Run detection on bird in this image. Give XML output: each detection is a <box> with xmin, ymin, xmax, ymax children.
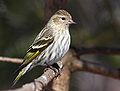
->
<box><xmin>13</xmin><ymin>9</ymin><xmax>75</xmax><ymax>86</ymax></box>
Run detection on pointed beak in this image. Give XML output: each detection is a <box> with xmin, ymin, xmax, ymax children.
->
<box><xmin>69</xmin><ymin>19</ymin><xmax>76</xmax><ymax>24</ymax></box>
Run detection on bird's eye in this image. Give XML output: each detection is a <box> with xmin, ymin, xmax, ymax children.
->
<box><xmin>61</xmin><ymin>17</ymin><xmax>66</xmax><ymax>20</ymax></box>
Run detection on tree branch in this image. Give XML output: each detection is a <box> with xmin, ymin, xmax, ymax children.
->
<box><xmin>4</xmin><ymin>49</ymin><xmax>120</xmax><ymax>91</ymax></box>
<box><xmin>73</xmin><ymin>47</ymin><xmax>120</xmax><ymax>55</ymax></box>
<box><xmin>8</xmin><ymin>64</ymin><xmax>62</xmax><ymax>91</ymax></box>
<box><xmin>1</xmin><ymin>47</ymin><xmax>120</xmax><ymax>64</ymax></box>
<box><xmin>61</xmin><ymin>49</ymin><xmax>120</xmax><ymax>79</ymax></box>
<box><xmin>0</xmin><ymin>56</ymin><xmax>22</xmax><ymax>64</ymax></box>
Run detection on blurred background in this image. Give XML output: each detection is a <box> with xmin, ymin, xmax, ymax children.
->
<box><xmin>0</xmin><ymin>0</ymin><xmax>120</xmax><ymax>90</ymax></box>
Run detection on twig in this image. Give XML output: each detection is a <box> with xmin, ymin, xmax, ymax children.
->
<box><xmin>0</xmin><ymin>56</ymin><xmax>22</xmax><ymax>64</ymax></box>
<box><xmin>1</xmin><ymin>47</ymin><xmax>120</xmax><ymax>64</ymax></box>
<box><xmin>73</xmin><ymin>47</ymin><xmax>120</xmax><ymax>55</ymax></box>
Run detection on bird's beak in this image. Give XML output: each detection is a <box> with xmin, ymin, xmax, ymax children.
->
<box><xmin>69</xmin><ymin>19</ymin><xmax>76</xmax><ymax>24</ymax></box>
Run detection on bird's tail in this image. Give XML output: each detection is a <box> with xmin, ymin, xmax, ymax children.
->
<box><xmin>12</xmin><ymin>63</ymin><xmax>32</xmax><ymax>87</ymax></box>
<box><xmin>12</xmin><ymin>68</ymin><xmax>25</xmax><ymax>86</ymax></box>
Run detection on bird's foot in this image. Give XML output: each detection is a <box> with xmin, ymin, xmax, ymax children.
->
<box><xmin>44</xmin><ymin>62</ymin><xmax>63</xmax><ymax>77</ymax></box>
<box><xmin>51</xmin><ymin>63</ymin><xmax>62</xmax><ymax>77</ymax></box>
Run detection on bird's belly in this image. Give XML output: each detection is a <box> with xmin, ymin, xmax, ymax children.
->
<box><xmin>36</xmin><ymin>33</ymin><xmax>70</xmax><ymax>66</ymax></box>
<box><xmin>41</xmin><ymin>44</ymin><xmax>68</xmax><ymax>66</ymax></box>
<box><xmin>49</xmin><ymin>45</ymin><xmax>68</xmax><ymax>64</ymax></box>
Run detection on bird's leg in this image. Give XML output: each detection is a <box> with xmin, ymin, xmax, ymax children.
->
<box><xmin>51</xmin><ymin>63</ymin><xmax>61</xmax><ymax>76</ymax></box>
<box><xmin>44</xmin><ymin>62</ymin><xmax>51</xmax><ymax>72</ymax></box>
<box><xmin>44</xmin><ymin>62</ymin><xmax>54</xmax><ymax>71</ymax></box>
<box><xmin>44</xmin><ymin>62</ymin><xmax>62</xmax><ymax>77</ymax></box>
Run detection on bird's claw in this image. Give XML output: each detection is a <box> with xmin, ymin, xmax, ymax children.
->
<box><xmin>44</xmin><ymin>62</ymin><xmax>63</xmax><ymax>77</ymax></box>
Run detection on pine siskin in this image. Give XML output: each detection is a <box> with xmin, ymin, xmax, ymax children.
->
<box><xmin>13</xmin><ymin>10</ymin><xmax>75</xmax><ymax>85</ymax></box>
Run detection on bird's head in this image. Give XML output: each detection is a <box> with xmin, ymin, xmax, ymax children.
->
<box><xmin>48</xmin><ymin>10</ymin><xmax>75</xmax><ymax>29</ymax></box>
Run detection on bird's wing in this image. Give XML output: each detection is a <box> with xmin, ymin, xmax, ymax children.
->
<box><xmin>15</xmin><ymin>28</ymin><xmax>54</xmax><ymax>72</ymax></box>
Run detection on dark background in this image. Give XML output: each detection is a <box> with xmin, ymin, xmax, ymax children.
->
<box><xmin>0</xmin><ymin>0</ymin><xmax>120</xmax><ymax>90</ymax></box>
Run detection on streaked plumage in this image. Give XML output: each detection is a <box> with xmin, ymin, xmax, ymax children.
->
<box><xmin>13</xmin><ymin>10</ymin><xmax>75</xmax><ymax>85</ymax></box>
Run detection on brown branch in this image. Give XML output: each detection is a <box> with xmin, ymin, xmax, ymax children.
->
<box><xmin>78</xmin><ymin>60</ymin><xmax>120</xmax><ymax>79</ymax></box>
<box><xmin>7</xmin><ymin>61</ymin><xmax>70</xmax><ymax>91</ymax></box>
<box><xmin>7</xmin><ymin>61</ymin><xmax>63</xmax><ymax>91</ymax></box>
<box><xmin>61</xmin><ymin>49</ymin><xmax>120</xmax><ymax>79</ymax></box>
<box><xmin>0</xmin><ymin>56</ymin><xmax>22</xmax><ymax>64</ymax></box>
<box><xmin>1</xmin><ymin>47</ymin><xmax>120</xmax><ymax>64</ymax></box>
<box><xmin>2</xmin><ymin>49</ymin><xmax>120</xmax><ymax>91</ymax></box>
<box><xmin>73</xmin><ymin>47</ymin><xmax>120</xmax><ymax>55</ymax></box>
<box><xmin>51</xmin><ymin>63</ymin><xmax>71</xmax><ymax>91</ymax></box>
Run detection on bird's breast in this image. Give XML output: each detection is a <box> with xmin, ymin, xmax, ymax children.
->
<box><xmin>37</xmin><ymin>29</ymin><xmax>70</xmax><ymax>66</ymax></box>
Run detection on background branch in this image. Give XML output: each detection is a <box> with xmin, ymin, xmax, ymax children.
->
<box><xmin>1</xmin><ymin>47</ymin><xmax>120</xmax><ymax>64</ymax></box>
<box><xmin>0</xmin><ymin>57</ymin><xmax>22</xmax><ymax>64</ymax></box>
<box><xmin>72</xmin><ymin>47</ymin><xmax>120</xmax><ymax>55</ymax></box>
